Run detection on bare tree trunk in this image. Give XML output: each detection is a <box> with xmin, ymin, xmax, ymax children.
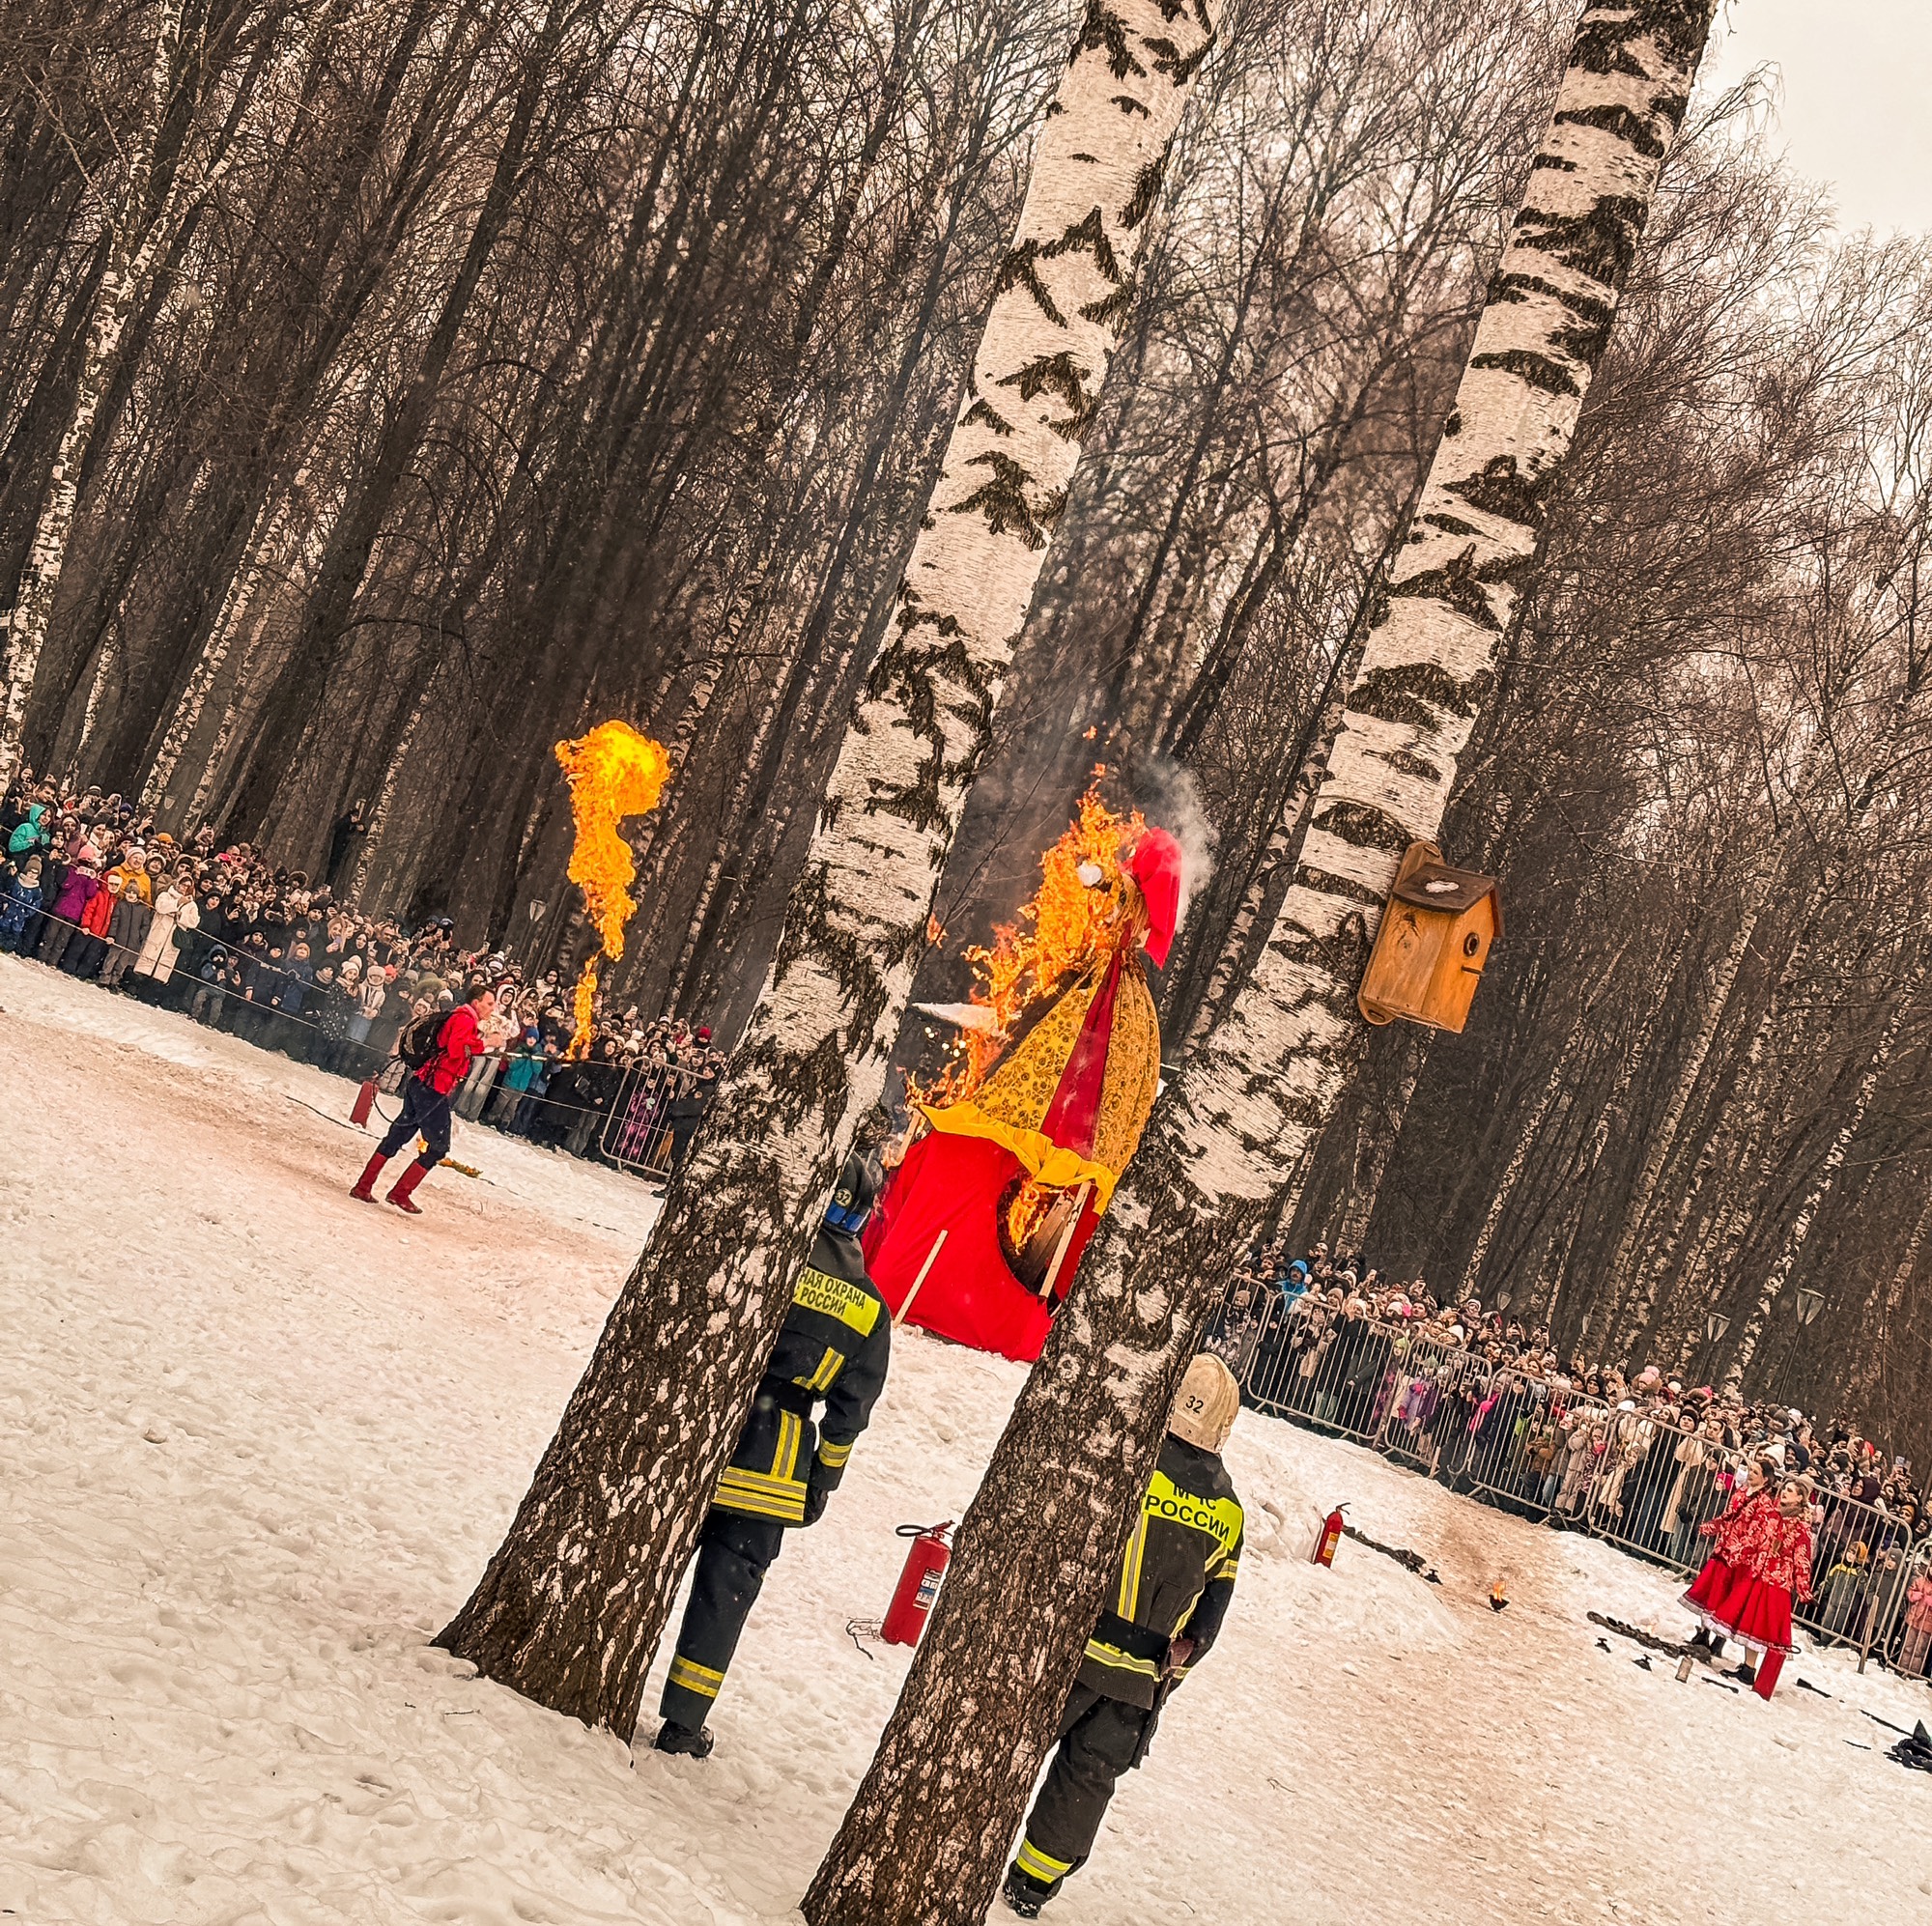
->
<box><xmin>0</xmin><ymin>0</ymin><xmax>182</xmax><ymax>788</ymax></box>
<box><xmin>1329</xmin><ymin>1025</ymin><xmax>1428</xmax><ymax>1255</ymax></box>
<box><xmin>1463</xmin><ymin>942</ymin><xmax>1627</xmax><ymax>1293</ymax></box>
<box><xmin>1723</xmin><ymin>957</ymin><xmax>1922</xmax><ymax>1390</ymax></box>
<box><xmin>1596</xmin><ymin>870</ymin><xmax>1765</xmax><ymax>1330</ymax></box>
<box><xmin>436</xmin><ymin>0</ymin><xmax>1224</xmax><ymax>1735</ymax></box>
<box><xmin>806</xmin><ymin>10</ymin><xmax>1716</xmax><ymax>1922</ymax></box>
<box><xmin>140</xmin><ymin>485</ymin><xmax>298</xmax><ymax>813</ymax></box>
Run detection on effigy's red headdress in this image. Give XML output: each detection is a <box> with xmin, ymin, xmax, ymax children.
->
<box><xmin>1128</xmin><ymin>827</ymin><xmax>1182</xmax><ymax>968</ymax></box>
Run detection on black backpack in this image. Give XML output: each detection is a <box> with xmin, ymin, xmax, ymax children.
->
<box><xmin>399</xmin><ymin>1009</ymin><xmax>445</xmax><ymax>1072</ymax></box>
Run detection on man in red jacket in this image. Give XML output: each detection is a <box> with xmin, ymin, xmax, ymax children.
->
<box><xmin>352</xmin><ymin>982</ymin><xmax>496</xmax><ymax>1213</ymax></box>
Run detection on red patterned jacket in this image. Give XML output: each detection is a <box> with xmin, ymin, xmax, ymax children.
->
<box><xmin>1726</xmin><ymin>1502</ymin><xmax>1815</xmax><ymax>1602</ymax></box>
<box><xmin>1698</xmin><ymin>1488</ymin><xmax>1773</xmax><ymax>1561</ymax></box>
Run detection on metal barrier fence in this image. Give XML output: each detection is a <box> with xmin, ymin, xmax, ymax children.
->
<box><xmin>601</xmin><ymin>1062</ymin><xmax>688</xmax><ymax>1179</ymax></box>
<box><xmin>1210</xmin><ymin>1292</ymin><xmax>1932</xmax><ymax>1677</ymax></box>
<box><xmin>0</xmin><ymin>896</ymin><xmax>699</xmax><ymax>1179</ymax></box>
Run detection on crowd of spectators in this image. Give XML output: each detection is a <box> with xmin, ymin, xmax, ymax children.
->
<box><xmin>0</xmin><ymin>772</ymin><xmax>726</xmax><ymax>1175</ymax></box>
<box><xmin>1211</xmin><ymin>1239</ymin><xmax>1932</xmax><ymax>1680</ymax></box>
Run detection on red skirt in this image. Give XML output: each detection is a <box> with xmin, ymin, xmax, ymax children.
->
<box><xmin>1687</xmin><ymin>1563</ymin><xmax>1796</xmax><ymax>1655</ymax></box>
<box><xmin>1682</xmin><ymin>1555</ymin><xmax>1732</xmax><ymax>1616</ymax></box>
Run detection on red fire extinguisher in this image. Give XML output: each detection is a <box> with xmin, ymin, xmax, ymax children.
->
<box><xmin>881</xmin><ymin>1521</ymin><xmax>953</xmax><ymax>1646</ymax></box>
<box><xmin>1311</xmin><ymin>1504</ymin><xmax>1348</xmax><ymax>1568</ymax></box>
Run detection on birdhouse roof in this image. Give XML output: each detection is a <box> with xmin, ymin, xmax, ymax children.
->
<box><xmin>1391</xmin><ymin>862</ymin><xmax>1498</xmax><ymax>919</ymax></box>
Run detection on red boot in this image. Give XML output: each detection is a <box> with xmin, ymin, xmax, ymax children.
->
<box><xmin>351</xmin><ymin>1151</ymin><xmax>387</xmax><ymax>1202</ymax></box>
<box><xmin>386</xmin><ymin>1163</ymin><xmax>428</xmax><ymax>1213</ymax></box>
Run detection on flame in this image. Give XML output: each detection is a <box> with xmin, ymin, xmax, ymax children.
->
<box><xmin>913</xmin><ymin>774</ymin><xmax>1148</xmax><ymax>1112</ymax></box>
<box><xmin>554</xmin><ymin>720</ymin><xmax>672</xmax><ymax>1054</ymax></box>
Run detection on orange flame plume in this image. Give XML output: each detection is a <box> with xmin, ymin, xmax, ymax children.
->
<box><xmin>912</xmin><ymin>773</ymin><xmax>1148</xmax><ymax>1114</ymax></box>
<box><xmin>554</xmin><ymin>720</ymin><xmax>672</xmax><ymax>1055</ymax></box>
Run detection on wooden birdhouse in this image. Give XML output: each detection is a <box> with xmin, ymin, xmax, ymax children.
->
<box><xmin>1357</xmin><ymin>841</ymin><xmax>1501</xmax><ymax>1034</ymax></box>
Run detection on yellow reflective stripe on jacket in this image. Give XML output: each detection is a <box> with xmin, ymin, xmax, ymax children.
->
<box><xmin>1083</xmin><ymin>1636</ymin><xmax>1160</xmax><ymax>1679</ymax></box>
<box><xmin>775</xmin><ymin>1409</ymin><xmax>803</xmax><ymax>1482</ymax></box>
<box><xmin>1015</xmin><ymin>1839</ymin><xmax>1074</xmax><ymax>1884</ymax></box>
<box><xmin>1142</xmin><ymin>1470</ymin><xmax>1242</xmax><ymax>1552</ymax></box>
<box><xmin>793</xmin><ymin>1345</ymin><xmax>842</xmax><ymax>1394</ymax></box>
<box><xmin>791</xmin><ymin>1266</ymin><xmax>881</xmax><ymax>1338</ymax></box>
<box><xmin>1116</xmin><ymin>1513</ymin><xmax>1149</xmax><ymax>1618</ymax></box>
<box><xmin>817</xmin><ymin>1436</ymin><xmax>852</xmax><ymax>1469</ymax></box>
<box><xmin>667</xmin><ymin>1656</ymin><xmax>724</xmax><ymax>1700</ymax></box>
<box><xmin>716</xmin><ymin>1469</ymin><xmax>807</xmax><ymax>1521</ymax></box>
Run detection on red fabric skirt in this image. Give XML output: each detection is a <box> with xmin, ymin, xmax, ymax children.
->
<box><xmin>1684</xmin><ymin>1559</ymin><xmax>1796</xmax><ymax>1655</ymax></box>
<box><xmin>1682</xmin><ymin>1555</ymin><xmax>1732</xmax><ymax>1615</ymax></box>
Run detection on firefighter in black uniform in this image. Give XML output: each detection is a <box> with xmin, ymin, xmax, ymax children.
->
<box><xmin>1002</xmin><ymin>1353</ymin><xmax>1245</xmax><ymax>1917</ymax></box>
<box><xmin>652</xmin><ymin>1152</ymin><xmax>891</xmax><ymax>1758</ymax></box>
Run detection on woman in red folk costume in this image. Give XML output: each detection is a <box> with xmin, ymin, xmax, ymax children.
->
<box><xmin>1683</xmin><ymin>1455</ymin><xmax>1775</xmax><ymax>1662</ymax></box>
<box><xmin>1686</xmin><ymin>1469</ymin><xmax>1815</xmax><ymax>1694</ymax></box>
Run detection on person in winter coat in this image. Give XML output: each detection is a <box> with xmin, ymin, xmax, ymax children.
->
<box><xmin>347</xmin><ymin>959</ymin><xmax>387</xmax><ymax>1073</ymax></box>
<box><xmin>309</xmin><ymin>965</ymin><xmax>355</xmax><ymax>1072</ymax></box>
<box><xmin>190</xmin><ymin>948</ymin><xmax>234</xmax><ymax>1026</ymax></box>
<box><xmin>561</xmin><ymin>1037</ymin><xmax>622</xmax><ymax>1157</ymax></box>
<box><xmin>1003</xmin><ymin>1353</ymin><xmax>1244</xmax><ymax>1919</ymax></box>
<box><xmin>1898</xmin><ymin>1551</ymin><xmax>1932</xmax><ymax>1678</ymax></box>
<box><xmin>486</xmin><ymin>1027</ymin><xmax>543</xmax><ymax>1128</ymax></box>
<box><xmin>99</xmin><ymin>878</ymin><xmax>153</xmax><ymax>989</ymax></box>
<box><xmin>65</xmin><ymin>867</ymin><xmax>120</xmax><ymax>977</ymax></box>
<box><xmin>37</xmin><ymin>856</ymin><xmax>99</xmax><ymax>969</ymax></box>
<box><xmin>130</xmin><ymin>878</ymin><xmax>197</xmax><ymax>1004</ymax></box>
<box><xmin>1682</xmin><ymin>1456</ymin><xmax>1778</xmax><ymax>1666</ymax></box>
<box><xmin>0</xmin><ymin>855</ymin><xmax>44</xmax><ymax>951</ymax></box>
<box><xmin>351</xmin><ymin>981</ymin><xmax>496</xmax><ymax>1212</ymax></box>
<box><xmin>7</xmin><ymin>802</ymin><xmax>50</xmax><ymax>862</ymax></box>
<box><xmin>106</xmin><ymin>850</ymin><xmax>154</xmax><ymax>905</ymax></box>
<box><xmin>651</xmin><ymin>1155</ymin><xmax>891</xmax><ymax>1760</ymax></box>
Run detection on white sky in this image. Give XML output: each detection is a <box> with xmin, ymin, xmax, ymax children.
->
<box><xmin>1703</xmin><ymin>0</ymin><xmax>1932</xmax><ymax>234</ymax></box>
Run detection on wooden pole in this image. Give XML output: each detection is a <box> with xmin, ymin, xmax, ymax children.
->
<box><xmin>1037</xmin><ymin>1181</ymin><xmax>1093</xmax><ymax>1303</ymax></box>
<box><xmin>895</xmin><ymin>1230</ymin><xmax>948</xmax><ymax>1326</ymax></box>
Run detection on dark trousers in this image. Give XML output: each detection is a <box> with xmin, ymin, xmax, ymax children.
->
<box><xmin>64</xmin><ymin>932</ymin><xmax>108</xmax><ymax>977</ymax></box>
<box><xmin>1011</xmin><ymin>1685</ymin><xmax>1153</xmax><ymax>1898</ymax></box>
<box><xmin>659</xmin><ymin>1510</ymin><xmax>784</xmax><ymax>1731</ymax></box>
<box><xmin>376</xmin><ymin>1075</ymin><xmax>452</xmax><ymax>1170</ymax></box>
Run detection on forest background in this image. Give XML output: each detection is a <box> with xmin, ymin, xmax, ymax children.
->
<box><xmin>3</xmin><ymin>0</ymin><xmax>1930</xmax><ymax>1459</ymax></box>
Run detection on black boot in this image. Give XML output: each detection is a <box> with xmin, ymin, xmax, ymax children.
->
<box><xmin>652</xmin><ymin>1719</ymin><xmax>714</xmax><ymax>1759</ymax></box>
<box><xmin>1689</xmin><ymin>1628</ymin><xmax>1710</xmax><ymax>1650</ymax></box>
<box><xmin>1708</xmin><ymin>1636</ymin><xmax>1724</xmax><ymax>1661</ymax></box>
<box><xmin>1731</xmin><ymin>1661</ymin><xmax>1756</xmax><ymax>1686</ymax></box>
<box><xmin>1002</xmin><ymin>1868</ymin><xmax>1048</xmax><ymax>1919</ymax></box>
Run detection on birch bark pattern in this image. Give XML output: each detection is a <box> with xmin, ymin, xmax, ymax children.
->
<box><xmin>805</xmin><ymin>10</ymin><xmax>1717</xmax><ymax>1920</ymax></box>
<box><xmin>436</xmin><ymin>0</ymin><xmax>1221</xmax><ymax>1732</ymax></box>
<box><xmin>0</xmin><ymin>0</ymin><xmax>182</xmax><ymax>790</ymax></box>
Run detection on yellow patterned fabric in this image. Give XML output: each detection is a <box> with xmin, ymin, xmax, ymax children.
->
<box><xmin>1092</xmin><ymin>956</ymin><xmax>1160</xmax><ymax>1181</ymax></box>
<box><xmin>918</xmin><ymin>950</ymin><xmax>1161</xmax><ymax>1213</ymax></box>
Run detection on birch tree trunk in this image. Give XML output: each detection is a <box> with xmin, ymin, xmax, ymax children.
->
<box><xmin>0</xmin><ymin>0</ymin><xmax>181</xmax><ymax>790</ymax></box>
<box><xmin>1595</xmin><ymin>870</ymin><xmax>1765</xmax><ymax>1330</ymax></box>
<box><xmin>140</xmin><ymin>486</ymin><xmax>298</xmax><ymax>813</ymax></box>
<box><xmin>805</xmin><ymin>8</ymin><xmax>1717</xmax><ymax>1921</ymax></box>
<box><xmin>1723</xmin><ymin>957</ymin><xmax>1922</xmax><ymax>1390</ymax></box>
<box><xmin>436</xmin><ymin>0</ymin><xmax>1224</xmax><ymax>1734</ymax></box>
<box><xmin>1462</xmin><ymin>940</ymin><xmax>1629</xmax><ymax>1294</ymax></box>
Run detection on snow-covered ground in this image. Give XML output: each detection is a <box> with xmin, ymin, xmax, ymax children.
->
<box><xmin>3</xmin><ymin>954</ymin><xmax>1928</xmax><ymax>1926</ymax></box>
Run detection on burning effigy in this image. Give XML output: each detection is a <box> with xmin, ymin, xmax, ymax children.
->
<box><xmin>866</xmin><ymin>783</ymin><xmax>1183</xmax><ymax>1362</ymax></box>
<box><xmin>554</xmin><ymin>720</ymin><xmax>672</xmax><ymax>1055</ymax></box>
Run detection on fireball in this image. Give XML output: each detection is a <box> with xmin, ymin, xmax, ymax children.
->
<box><xmin>554</xmin><ymin>720</ymin><xmax>672</xmax><ymax>1055</ymax></box>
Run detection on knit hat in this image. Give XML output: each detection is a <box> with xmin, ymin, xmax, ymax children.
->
<box><xmin>1169</xmin><ymin>1354</ymin><xmax>1239</xmax><ymax>1454</ymax></box>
